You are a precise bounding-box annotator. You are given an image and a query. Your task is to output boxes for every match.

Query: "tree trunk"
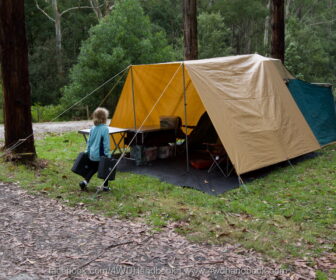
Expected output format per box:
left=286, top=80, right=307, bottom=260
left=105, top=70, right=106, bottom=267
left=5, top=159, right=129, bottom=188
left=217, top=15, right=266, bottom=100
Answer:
left=246, top=21, right=252, bottom=53
left=0, top=0, right=36, bottom=161
left=90, top=0, right=103, bottom=20
left=183, top=0, right=198, bottom=60
left=104, top=0, right=114, bottom=15
left=264, top=0, right=271, bottom=52
left=271, top=0, right=285, bottom=63
left=52, top=0, right=63, bottom=75
left=285, top=0, right=292, bottom=17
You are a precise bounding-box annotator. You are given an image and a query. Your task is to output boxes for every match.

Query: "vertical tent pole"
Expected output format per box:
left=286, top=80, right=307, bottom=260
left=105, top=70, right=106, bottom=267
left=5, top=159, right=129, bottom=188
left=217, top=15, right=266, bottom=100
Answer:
left=130, top=66, right=136, bottom=130
left=182, top=63, right=190, bottom=172
left=130, top=66, right=137, bottom=145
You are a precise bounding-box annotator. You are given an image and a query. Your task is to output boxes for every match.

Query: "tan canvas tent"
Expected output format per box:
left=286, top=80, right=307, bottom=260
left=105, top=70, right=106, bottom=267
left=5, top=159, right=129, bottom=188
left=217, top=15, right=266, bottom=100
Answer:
left=110, top=54, right=320, bottom=175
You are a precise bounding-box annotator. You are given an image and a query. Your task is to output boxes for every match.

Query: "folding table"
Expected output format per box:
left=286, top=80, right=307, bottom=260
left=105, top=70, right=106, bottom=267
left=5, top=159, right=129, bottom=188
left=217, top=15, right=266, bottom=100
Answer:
left=78, top=126, right=128, bottom=156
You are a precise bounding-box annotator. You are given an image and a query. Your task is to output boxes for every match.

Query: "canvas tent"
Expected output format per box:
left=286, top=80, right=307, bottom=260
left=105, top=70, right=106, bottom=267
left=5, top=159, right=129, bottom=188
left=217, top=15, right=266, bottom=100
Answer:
left=287, top=79, right=336, bottom=146
left=110, top=54, right=322, bottom=175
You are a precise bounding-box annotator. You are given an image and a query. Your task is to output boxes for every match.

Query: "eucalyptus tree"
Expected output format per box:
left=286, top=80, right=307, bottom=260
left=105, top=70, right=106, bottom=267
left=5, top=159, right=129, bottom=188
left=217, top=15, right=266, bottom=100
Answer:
left=34, top=0, right=112, bottom=75
left=271, top=0, right=285, bottom=63
left=183, top=0, right=198, bottom=60
left=210, top=0, right=267, bottom=54
left=0, top=0, right=36, bottom=161
left=285, top=0, right=336, bottom=84
left=61, top=0, right=176, bottom=115
left=140, top=0, right=183, bottom=55
left=27, top=0, right=98, bottom=105
left=198, top=12, right=232, bottom=59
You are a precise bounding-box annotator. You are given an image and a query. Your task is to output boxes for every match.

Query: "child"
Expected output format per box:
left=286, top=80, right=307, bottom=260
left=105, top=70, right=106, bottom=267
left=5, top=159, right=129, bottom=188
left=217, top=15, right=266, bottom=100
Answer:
left=79, top=107, right=111, bottom=191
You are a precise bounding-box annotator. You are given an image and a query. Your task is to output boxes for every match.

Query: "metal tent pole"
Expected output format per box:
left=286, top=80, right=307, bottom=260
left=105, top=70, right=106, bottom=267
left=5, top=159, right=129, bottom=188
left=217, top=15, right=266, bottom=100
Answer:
left=130, top=66, right=137, bottom=129
left=130, top=66, right=137, bottom=145
left=182, top=63, right=190, bottom=172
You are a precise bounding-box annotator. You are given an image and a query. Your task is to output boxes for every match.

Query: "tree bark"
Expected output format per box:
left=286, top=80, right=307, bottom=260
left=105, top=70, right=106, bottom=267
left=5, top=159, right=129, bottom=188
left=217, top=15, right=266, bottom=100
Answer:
left=183, top=0, right=198, bottom=60
left=264, top=0, right=271, bottom=52
left=36, top=0, right=102, bottom=76
left=271, top=0, right=285, bottom=63
left=285, top=0, right=292, bottom=17
left=90, top=0, right=103, bottom=20
left=0, top=0, right=36, bottom=160
left=52, top=0, right=63, bottom=75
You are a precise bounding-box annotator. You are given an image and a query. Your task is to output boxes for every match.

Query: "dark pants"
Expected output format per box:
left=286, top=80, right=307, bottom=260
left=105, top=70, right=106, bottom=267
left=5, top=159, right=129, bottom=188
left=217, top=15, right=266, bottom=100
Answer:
left=84, top=159, right=108, bottom=186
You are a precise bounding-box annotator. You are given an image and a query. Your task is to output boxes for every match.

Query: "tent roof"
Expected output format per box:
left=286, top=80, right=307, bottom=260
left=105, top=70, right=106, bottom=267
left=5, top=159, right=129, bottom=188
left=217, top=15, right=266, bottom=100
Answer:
left=133, top=54, right=293, bottom=79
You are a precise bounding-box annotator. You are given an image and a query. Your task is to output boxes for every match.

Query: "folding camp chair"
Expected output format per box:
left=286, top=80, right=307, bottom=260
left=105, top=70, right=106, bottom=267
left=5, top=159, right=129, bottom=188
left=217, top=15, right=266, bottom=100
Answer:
left=205, top=142, right=233, bottom=177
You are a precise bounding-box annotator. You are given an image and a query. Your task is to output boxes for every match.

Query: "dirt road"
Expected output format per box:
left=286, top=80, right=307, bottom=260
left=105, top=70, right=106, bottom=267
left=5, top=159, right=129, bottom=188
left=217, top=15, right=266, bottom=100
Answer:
left=0, top=120, right=93, bottom=140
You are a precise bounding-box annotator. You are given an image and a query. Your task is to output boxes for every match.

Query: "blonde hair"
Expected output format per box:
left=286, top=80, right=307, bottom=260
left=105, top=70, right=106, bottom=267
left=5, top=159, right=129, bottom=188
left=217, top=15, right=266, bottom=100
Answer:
left=93, top=107, right=109, bottom=125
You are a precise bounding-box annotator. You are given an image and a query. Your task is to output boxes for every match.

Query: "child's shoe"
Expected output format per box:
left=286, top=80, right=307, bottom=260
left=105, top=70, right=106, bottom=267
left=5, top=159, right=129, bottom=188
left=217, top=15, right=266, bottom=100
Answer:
left=79, top=180, right=88, bottom=191
left=102, top=186, right=111, bottom=192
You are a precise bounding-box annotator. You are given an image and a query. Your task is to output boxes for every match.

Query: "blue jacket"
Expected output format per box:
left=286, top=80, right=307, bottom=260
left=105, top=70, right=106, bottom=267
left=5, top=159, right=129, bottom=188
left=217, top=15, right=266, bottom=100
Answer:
left=86, top=124, right=110, bottom=161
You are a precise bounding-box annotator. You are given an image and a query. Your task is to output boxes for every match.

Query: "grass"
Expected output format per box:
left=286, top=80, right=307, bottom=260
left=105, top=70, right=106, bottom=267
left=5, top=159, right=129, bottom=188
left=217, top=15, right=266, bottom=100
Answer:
left=0, top=132, right=335, bottom=276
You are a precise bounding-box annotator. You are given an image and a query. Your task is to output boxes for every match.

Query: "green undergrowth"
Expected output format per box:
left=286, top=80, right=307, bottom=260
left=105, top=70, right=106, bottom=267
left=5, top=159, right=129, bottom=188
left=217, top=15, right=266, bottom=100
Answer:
left=0, top=132, right=335, bottom=276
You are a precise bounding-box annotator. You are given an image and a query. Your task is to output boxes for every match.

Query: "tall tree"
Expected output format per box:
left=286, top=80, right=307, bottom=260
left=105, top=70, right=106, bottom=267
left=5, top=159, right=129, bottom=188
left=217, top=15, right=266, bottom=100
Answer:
left=271, top=0, right=285, bottom=62
left=198, top=12, right=232, bottom=59
left=35, top=0, right=101, bottom=76
left=61, top=0, right=176, bottom=114
left=26, top=0, right=97, bottom=105
left=183, top=0, right=198, bottom=60
left=89, top=0, right=114, bottom=20
left=210, top=0, right=267, bottom=55
left=264, top=0, right=271, bottom=52
left=140, top=0, right=183, bottom=55
left=0, top=0, right=36, bottom=161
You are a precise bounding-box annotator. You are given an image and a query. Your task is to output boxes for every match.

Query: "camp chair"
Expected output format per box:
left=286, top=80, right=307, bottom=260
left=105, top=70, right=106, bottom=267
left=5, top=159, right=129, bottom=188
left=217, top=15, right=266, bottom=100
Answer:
left=205, top=142, right=233, bottom=177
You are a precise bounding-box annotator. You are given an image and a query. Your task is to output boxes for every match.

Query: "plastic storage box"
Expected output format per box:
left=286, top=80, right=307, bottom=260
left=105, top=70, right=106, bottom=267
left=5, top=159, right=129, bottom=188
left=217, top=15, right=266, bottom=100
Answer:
left=158, top=145, right=172, bottom=159
left=160, top=116, right=179, bottom=129
left=144, top=146, right=157, bottom=162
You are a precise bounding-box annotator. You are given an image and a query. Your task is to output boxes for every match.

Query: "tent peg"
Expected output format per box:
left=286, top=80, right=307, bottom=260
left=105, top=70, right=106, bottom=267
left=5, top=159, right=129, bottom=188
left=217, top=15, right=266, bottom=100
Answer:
left=238, top=176, right=248, bottom=192
left=287, top=160, right=294, bottom=168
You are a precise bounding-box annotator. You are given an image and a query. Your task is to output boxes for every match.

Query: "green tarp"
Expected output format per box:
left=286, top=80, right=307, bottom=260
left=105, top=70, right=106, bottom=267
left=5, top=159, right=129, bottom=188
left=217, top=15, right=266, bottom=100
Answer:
left=287, top=79, right=336, bottom=146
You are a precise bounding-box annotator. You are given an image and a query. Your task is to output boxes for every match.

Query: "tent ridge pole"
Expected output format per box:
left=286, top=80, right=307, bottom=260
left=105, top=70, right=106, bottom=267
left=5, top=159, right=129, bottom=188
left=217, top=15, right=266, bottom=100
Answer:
left=182, top=62, right=190, bottom=172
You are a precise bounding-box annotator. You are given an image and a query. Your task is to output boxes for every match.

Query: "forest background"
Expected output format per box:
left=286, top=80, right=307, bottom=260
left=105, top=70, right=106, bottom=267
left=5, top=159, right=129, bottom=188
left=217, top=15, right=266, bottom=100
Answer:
left=1, top=0, right=335, bottom=122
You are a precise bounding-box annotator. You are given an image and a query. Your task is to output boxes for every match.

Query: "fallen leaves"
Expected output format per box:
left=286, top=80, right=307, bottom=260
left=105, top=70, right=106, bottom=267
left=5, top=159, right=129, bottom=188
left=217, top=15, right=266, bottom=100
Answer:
left=0, top=182, right=327, bottom=280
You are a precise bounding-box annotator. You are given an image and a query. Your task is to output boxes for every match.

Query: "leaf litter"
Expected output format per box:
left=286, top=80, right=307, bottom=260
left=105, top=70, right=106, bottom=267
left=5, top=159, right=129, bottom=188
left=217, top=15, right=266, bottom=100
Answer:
left=0, top=182, right=330, bottom=280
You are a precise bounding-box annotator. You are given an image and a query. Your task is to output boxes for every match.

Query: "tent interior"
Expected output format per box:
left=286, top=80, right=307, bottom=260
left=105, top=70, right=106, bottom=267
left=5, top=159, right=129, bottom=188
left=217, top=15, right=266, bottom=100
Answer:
left=109, top=54, right=335, bottom=194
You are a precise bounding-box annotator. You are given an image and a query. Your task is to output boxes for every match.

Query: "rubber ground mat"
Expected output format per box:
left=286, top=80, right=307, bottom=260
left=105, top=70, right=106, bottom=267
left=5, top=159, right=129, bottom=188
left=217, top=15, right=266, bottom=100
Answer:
left=116, top=152, right=317, bottom=196
left=117, top=155, right=239, bottom=195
